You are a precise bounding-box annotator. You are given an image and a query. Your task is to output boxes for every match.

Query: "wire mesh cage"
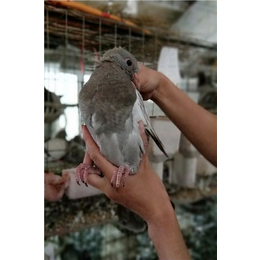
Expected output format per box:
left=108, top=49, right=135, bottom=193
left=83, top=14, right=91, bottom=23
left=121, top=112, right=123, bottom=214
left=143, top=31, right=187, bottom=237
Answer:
left=44, top=0, right=217, bottom=141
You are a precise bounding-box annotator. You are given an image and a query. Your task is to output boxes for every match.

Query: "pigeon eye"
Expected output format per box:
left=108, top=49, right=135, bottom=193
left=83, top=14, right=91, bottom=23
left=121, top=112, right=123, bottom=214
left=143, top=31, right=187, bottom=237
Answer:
left=126, top=59, right=132, bottom=66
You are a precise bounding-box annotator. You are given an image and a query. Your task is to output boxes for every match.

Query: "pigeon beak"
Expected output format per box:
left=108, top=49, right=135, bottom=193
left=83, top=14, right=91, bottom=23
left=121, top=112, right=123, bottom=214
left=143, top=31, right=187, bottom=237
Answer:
left=131, top=73, right=140, bottom=91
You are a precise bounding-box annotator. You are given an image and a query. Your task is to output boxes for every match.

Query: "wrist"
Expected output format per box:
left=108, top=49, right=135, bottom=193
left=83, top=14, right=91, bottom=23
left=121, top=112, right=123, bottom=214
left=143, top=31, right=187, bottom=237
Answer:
left=147, top=206, right=183, bottom=258
left=147, top=203, right=191, bottom=260
left=151, top=72, right=170, bottom=104
left=146, top=199, right=176, bottom=228
left=147, top=210, right=175, bottom=239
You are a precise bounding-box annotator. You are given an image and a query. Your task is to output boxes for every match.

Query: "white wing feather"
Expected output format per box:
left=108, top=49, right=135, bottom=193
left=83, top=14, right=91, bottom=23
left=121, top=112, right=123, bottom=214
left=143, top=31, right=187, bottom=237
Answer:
left=134, top=90, right=168, bottom=157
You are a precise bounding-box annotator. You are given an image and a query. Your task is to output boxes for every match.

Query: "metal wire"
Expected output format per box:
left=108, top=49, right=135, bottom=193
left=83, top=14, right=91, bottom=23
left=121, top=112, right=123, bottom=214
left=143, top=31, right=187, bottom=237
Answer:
left=65, top=10, right=68, bottom=47
left=44, top=1, right=217, bottom=136
left=82, top=16, right=85, bottom=53
left=46, top=8, right=50, bottom=49
left=154, top=32, right=157, bottom=64
left=142, top=31, right=144, bottom=63
left=114, top=23, right=117, bottom=47
left=129, top=27, right=131, bottom=52
left=99, top=19, right=102, bottom=54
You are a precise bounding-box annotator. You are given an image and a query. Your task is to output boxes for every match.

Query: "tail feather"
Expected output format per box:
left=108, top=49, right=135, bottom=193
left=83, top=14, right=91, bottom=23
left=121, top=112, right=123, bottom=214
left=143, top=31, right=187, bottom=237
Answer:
left=145, top=128, right=168, bottom=158
left=116, top=205, right=147, bottom=233
left=135, top=89, right=168, bottom=158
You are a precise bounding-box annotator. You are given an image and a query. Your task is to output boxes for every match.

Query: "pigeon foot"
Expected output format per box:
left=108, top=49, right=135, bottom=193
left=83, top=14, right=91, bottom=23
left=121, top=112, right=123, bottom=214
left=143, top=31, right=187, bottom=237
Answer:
left=75, top=163, right=101, bottom=186
left=111, top=163, right=132, bottom=191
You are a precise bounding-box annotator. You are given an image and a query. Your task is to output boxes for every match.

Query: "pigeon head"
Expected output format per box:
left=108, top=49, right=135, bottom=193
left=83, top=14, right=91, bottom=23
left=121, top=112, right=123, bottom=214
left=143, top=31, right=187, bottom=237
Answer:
left=101, top=47, right=140, bottom=90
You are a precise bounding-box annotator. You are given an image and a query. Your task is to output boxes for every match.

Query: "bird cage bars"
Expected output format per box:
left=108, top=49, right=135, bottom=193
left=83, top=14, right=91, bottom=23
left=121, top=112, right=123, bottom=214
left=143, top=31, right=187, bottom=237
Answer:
left=44, top=1, right=217, bottom=73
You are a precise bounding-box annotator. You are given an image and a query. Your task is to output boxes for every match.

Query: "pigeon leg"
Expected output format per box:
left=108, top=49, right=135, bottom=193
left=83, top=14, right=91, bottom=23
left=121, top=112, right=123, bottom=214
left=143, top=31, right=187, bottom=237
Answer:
left=115, top=165, right=124, bottom=191
left=111, top=169, right=117, bottom=188
left=111, top=163, right=131, bottom=190
left=75, top=163, right=100, bottom=186
left=122, top=166, right=131, bottom=187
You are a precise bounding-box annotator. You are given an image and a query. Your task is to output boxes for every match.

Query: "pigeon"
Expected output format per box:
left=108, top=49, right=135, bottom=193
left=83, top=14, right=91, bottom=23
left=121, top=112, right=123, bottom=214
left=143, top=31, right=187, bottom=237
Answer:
left=76, top=47, right=167, bottom=232
left=76, top=47, right=167, bottom=186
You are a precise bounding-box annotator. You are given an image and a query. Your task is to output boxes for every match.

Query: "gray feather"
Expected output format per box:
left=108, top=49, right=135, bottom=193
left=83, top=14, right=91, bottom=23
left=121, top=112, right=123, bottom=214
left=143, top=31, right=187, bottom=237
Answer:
left=79, top=48, right=143, bottom=172
left=117, top=205, right=146, bottom=233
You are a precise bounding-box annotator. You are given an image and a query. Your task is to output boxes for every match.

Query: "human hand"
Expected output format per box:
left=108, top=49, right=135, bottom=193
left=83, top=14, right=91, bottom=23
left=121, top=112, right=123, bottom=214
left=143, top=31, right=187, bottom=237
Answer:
left=138, top=63, right=164, bottom=101
left=80, top=123, right=190, bottom=260
left=81, top=122, right=174, bottom=225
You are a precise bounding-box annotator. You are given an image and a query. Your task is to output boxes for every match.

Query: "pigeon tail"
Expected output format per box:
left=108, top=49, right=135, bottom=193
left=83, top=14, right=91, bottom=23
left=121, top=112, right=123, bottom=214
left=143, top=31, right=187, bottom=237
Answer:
left=116, top=205, right=147, bottom=233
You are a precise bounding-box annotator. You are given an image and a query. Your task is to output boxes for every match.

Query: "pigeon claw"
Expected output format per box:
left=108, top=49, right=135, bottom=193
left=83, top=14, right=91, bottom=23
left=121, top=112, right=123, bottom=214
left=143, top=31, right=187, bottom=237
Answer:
left=75, top=163, right=100, bottom=186
left=111, top=163, right=131, bottom=191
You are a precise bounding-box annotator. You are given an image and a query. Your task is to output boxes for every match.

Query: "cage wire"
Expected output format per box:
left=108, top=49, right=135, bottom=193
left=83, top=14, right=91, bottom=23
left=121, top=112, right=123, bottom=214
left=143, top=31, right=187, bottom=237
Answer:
left=44, top=2, right=217, bottom=257
left=44, top=1, right=216, bottom=141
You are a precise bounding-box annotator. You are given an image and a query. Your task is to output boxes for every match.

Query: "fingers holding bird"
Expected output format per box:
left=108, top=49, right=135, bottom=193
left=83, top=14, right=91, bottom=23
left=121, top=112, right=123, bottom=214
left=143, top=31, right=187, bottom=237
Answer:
left=79, top=122, right=148, bottom=194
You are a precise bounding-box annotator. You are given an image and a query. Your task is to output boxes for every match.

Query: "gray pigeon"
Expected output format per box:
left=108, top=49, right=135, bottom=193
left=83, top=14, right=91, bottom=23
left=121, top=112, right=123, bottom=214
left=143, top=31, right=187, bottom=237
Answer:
left=76, top=47, right=167, bottom=232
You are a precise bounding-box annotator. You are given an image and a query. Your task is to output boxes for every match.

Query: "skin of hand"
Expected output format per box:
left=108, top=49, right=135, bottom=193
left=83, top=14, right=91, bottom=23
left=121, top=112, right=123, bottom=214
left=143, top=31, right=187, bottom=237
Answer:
left=81, top=123, right=190, bottom=259
left=138, top=63, right=162, bottom=101
left=138, top=63, right=217, bottom=167
left=82, top=122, right=171, bottom=224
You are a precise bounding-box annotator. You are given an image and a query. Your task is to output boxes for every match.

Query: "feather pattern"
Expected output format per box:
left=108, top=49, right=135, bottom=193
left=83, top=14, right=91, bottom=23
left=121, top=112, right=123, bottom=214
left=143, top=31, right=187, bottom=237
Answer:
left=135, top=90, right=168, bottom=158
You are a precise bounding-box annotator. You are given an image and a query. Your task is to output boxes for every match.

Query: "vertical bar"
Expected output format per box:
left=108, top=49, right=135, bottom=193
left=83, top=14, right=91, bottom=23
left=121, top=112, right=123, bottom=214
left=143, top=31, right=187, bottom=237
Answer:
left=129, top=27, right=131, bottom=52
left=81, top=15, right=85, bottom=77
left=99, top=18, right=102, bottom=54
left=77, top=71, right=84, bottom=135
left=65, top=10, right=68, bottom=46
left=142, top=30, right=144, bottom=63
left=82, top=16, right=85, bottom=54
left=45, top=8, right=50, bottom=169
left=63, top=10, right=68, bottom=138
left=114, top=23, right=117, bottom=47
left=154, top=32, right=157, bottom=65
left=46, top=8, right=50, bottom=49
left=187, top=42, right=191, bottom=91
left=78, top=16, right=85, bottom=135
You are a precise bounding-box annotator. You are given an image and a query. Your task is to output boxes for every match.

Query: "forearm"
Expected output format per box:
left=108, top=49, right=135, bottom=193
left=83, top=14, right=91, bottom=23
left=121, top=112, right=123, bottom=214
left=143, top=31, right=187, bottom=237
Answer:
left=152, top=73, right=217, bottom=166
left=147, top=204, right=191, bottom=260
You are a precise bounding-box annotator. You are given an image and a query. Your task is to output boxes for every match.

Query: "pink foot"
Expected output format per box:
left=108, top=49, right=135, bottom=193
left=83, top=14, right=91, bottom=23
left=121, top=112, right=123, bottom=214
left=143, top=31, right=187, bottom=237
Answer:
left=111, top=164, right=131, bottom=191
left=75, top=163, right=100, bottom=186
